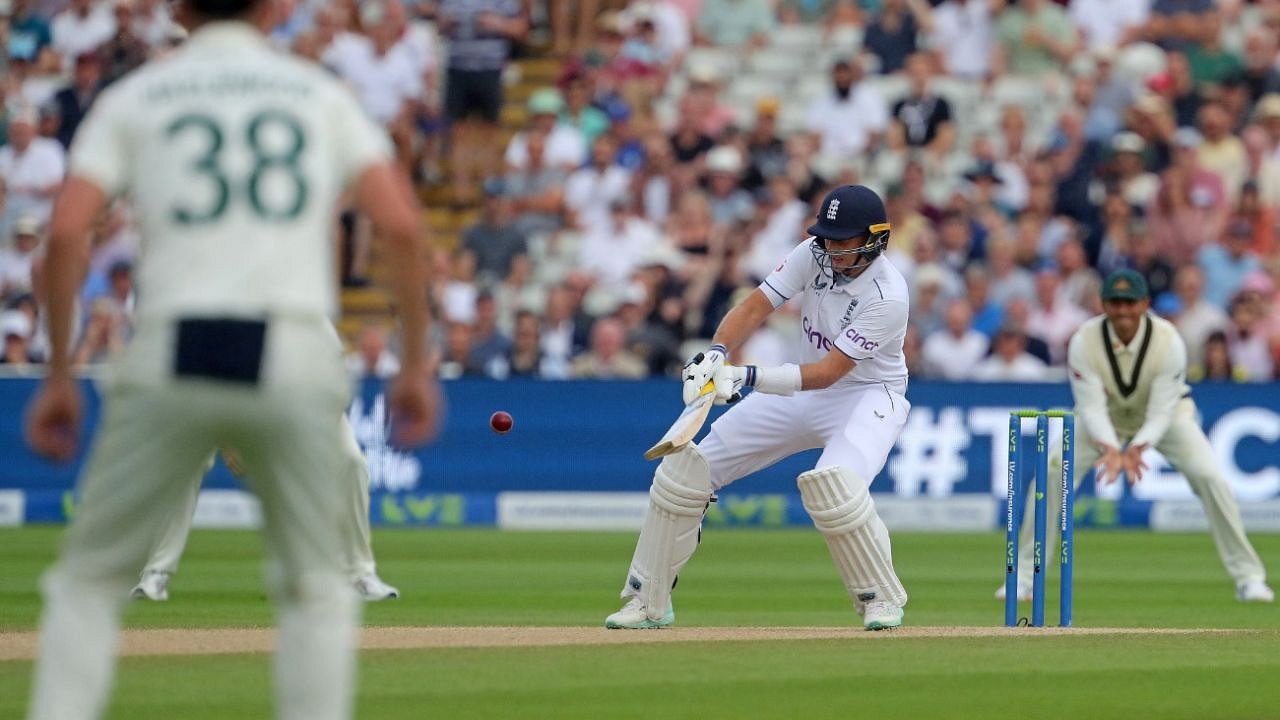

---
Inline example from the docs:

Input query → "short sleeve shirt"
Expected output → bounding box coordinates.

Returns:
[759,241,910,392]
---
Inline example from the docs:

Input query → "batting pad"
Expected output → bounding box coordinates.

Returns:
[626,446,713,620]
[798,466,908,608]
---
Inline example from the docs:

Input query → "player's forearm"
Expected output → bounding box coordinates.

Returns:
[44,178,102,377]
[710,289,772,353]
[43,228,90,377]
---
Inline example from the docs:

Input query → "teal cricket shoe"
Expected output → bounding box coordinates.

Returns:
[605,597,675,629]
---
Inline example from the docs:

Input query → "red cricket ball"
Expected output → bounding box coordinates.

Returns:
[489,411,514,434]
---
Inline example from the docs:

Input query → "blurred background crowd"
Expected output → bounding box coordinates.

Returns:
[0,0,1278,384]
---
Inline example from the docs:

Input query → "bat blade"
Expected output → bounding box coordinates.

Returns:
[643,382,715,461]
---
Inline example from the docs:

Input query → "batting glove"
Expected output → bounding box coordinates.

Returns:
[682,344,727,405]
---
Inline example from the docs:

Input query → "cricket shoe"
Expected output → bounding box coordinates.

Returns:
[354,574,400,601]
[863,601,903,631]
[994,582,1033,603]
[1236,580,1275,603]
[131,570,170,601]
[605,597,674,629]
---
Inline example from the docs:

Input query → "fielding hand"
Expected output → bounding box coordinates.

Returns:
[1093,444,1125,485]
[25,375,83,463]
[388,371,442,448]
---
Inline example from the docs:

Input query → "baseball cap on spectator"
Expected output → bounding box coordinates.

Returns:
[756,97,780,118]
[1111,132,1145,155]
[1255,94,1280,122]
[1093,44,1118,64]
[527,88,565,116]
[641,244,687,272]
[1132,92,1168,116]
[596,10,624,36]
[482,177,507,197]
[1101,269,1149,301]
[1173,127,1203,149]
[12,216,41,238]
[705,146,743,175]
[1153,292,1182,317]
[1226,218,1253,239]
[1240,271,1275,296]
[0,310,31,339]
[602,97,631,123]
[1145,72,1173,94]
[964,161,1002,184]
[687,62,720,86]
[359,1,386,25]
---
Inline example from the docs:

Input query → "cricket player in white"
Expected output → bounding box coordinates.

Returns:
[22,0,439,716]
[1002,269,1272,603]
[606,185,913,631]
[130,415,402,603]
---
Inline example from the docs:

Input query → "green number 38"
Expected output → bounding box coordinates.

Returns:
[166,110,309,224]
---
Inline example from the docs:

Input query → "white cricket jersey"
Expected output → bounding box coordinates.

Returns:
[1067,313,1190,449]
[759,241,910,393]
[69,22,392,323]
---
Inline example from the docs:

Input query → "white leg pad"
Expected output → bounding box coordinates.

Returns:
[623,446,713,620]
[798,466,908,608]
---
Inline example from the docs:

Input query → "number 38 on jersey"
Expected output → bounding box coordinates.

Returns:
[166,110,309,225]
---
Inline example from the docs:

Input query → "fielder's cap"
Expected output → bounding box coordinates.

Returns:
[12,216,40,236]
[1111,131,1145,154]
[1255,93,1280,121]
[0,310,31,339]
[1100,269,1149,301]
[527,87,565,115]
[1173,127,1203,149]
[806,184,888,241]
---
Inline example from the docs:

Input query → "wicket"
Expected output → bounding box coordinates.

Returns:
[1005,410,1075,627]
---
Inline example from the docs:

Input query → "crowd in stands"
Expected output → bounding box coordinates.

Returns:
[2,0,1280,385]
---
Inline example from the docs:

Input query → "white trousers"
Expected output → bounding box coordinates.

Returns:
[697,382,910,490]
[1016,401,1267,587]
[143,416,378,582]
[29,316,360,720]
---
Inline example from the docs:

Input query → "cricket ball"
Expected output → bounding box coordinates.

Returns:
[489,411,514,435]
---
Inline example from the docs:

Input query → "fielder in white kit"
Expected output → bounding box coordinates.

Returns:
[1002,269,1272,603]
[606,185,913,631]
[22,0,438,716]
[131,414,402,603]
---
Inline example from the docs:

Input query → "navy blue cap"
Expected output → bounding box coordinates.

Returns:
[807,185,888,241]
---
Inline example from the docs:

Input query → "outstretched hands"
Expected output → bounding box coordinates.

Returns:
[1094,443,1149,485]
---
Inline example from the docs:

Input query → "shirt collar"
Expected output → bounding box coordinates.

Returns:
[185,21,270,50]
[830,255,882,295]
[1107,314,1148,353]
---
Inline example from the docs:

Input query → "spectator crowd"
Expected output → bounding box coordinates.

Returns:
[2,0,1280,385]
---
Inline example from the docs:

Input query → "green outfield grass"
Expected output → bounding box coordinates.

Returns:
[2,527,1279,718]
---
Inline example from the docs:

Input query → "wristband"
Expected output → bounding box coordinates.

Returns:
[750,363,802,396]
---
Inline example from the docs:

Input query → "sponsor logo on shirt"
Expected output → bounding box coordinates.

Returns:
[844,326,879,353]
[802,316,834,352]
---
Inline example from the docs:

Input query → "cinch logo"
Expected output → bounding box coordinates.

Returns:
[802,316,834,351]
[844,326,879,352]
[826,198,840,220]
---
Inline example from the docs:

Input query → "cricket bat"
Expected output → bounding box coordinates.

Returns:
[643,381,715,461]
